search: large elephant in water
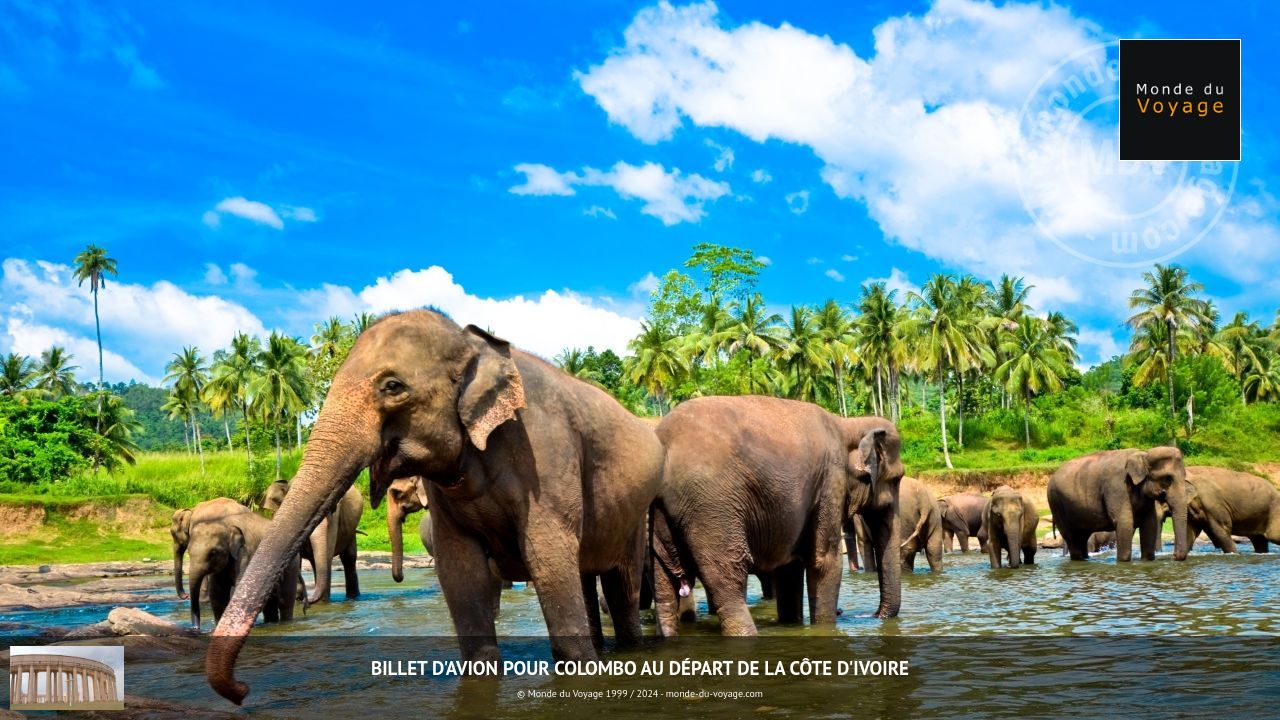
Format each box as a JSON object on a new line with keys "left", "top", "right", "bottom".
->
{"left": 206, "top": 310, "right": 664, "bottom": 705}
{"left": 187, "top": 512, "right": 301, "bottom": 631}
{"left": 171, "top": 498, "right": 252, "bottom": 599}
{"left": 261, "top": 480, "right": 365, "bottom": 603}
{"left": 1186, "top": 466, "right": 1280, "bottom": 553}
{"left": 982, "top": 486, "right": 1037, "bottom": 569}
{"left": 1047, "top": 447, "right": 1189, "bottom": 562}
{"left": 651, "top": 396, "right": 903, "bottom": 636}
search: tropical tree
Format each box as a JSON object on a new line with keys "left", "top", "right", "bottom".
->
{"left": 208, "top": 332, "right": 262, "bottom": 468}
{"left": 996, "top": 316, "right": 1070, "bottom": 446}
{"left": 161, "top": 390, "right": 197, "bottom": 454}
{"left": 855, "top": 284, "right": 908, "bottom": 419}
{"left": 353, "top": 312, "right": 377, "bottom": 335}
{"left": 723, "top": 294, "right": 784, "bottom": 393}
{"left": 34, "top": 347, "right": 80, "bottom": 399}
{"left": 1243, "top": 349, "right": 1280, "bottom": 402}
{"left": 815, "top": 299, "right": 857, "bottom": 416}
{"left": 311, "top": 316, "right": 352, "bottom": 360}
{"left": 83, "top": 393, "right": 142, "bottom": 471}
{"left": 164, "top": 346, "right": 209, "bottom": 473}
{"left": 0, "top": 353, "right": 36, "bottom": 397}
{"left": 250, "top": 332, "right": 313, "bottom": 480}
{"left": 72, "top": 245, "right": 119, "bottom": 421}
{"left": 1214, "top": 312, "right": 1265, "bottom": 405}
{"left": 778, "top": 305, "right": 826, "bottom": 402}
{"left": 625, "top": 321, "right": 688, "bottom": 415}
{"left": 203, "top": 350, "right": 236, "bottom": 450}
{"left": 907, "top": 274, "right": 994, "bottom": 468}
{"left": 554, "top": 348, "right": 600, "bottom": 383}
{"left": 1126, "top": 264, "right": 1213, "bottom": 435}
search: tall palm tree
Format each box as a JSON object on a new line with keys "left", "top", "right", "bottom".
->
{"left": 724, "top": 294, "right": 784, "bottom": 393}
{"left": 203, "top": 349, "right": 237, "bottom": 450}
{"left": 625, "top": 321, "right": 688, "bottom": 415}
{"left": 986, "top": 275, "right": 1033, "bottom": 409}
{"left": 907, "top": 274, "right": 994, "bottom": 469}
{"left": 1044, "top": 311, "right": 1080, "bottom": 365}
{"left": 209, "top": 332, "right": 262, "bottom": 468}
{"left": 855, "top": 284, "right": 909, "bottom": 419}
{"left": 815, "top": 299, "right": 857, "bottom": 416}
{"left": 952, "top": 275, "right": 994, "bottom": 447}
{"left": 311, "top": 316, "right": 351, "bottom": 360}
{"left": 779, "top": 305, "right": 826, "bottom": 402}
{"left": 996, "top": 317, "right": 1069, "bottom": 447}
{"left": 34, "top": 347, "right": 80, "bottom": 399}
{"left": 72, "top": 245, "right": 119, "bottom": 432}
{"left": 352, "top": 312, "right": 377, "bottom": 335}
{"left": 1126, "top": 264, "right": 1213, "bottom": 434}
{"left": 162, "top": 390, "right": 196, "bottom": 454}
{"left": 0, "top": 353, "right": 35, "bottom": 397}
{"left": 250, "top": 333, "right": 313, "bottom": 480}
{"left": 1214, "top": 312, "right": 1264, "bottom": 405}
{"left": 165, "top": 346, "right": 209, "bottom": 473}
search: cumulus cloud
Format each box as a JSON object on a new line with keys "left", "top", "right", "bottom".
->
{"left": 628, "top": 272, "right": 661, "bottom": 296}
{"left": 824, "top": 268, "right": 845, "bottom": 282}
{"left": 584, "top": 205, "right": 618, "bottom": 219}
{"left": 1075, "top": 326, "right": 1125, "bottom": 368}
{"left": 203, "top": 262, "right": 228, "bottom": 285}
{"left": 574, "top": 1, "right": 1268, "bottom": 323}
{"left": 510, "top": 161, "right": 729, "bottom": 225}
{"left": 203, "top": 197, "right": 318, "bottom": 230}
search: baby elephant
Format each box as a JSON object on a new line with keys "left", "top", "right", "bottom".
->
{"left": 188, "top": 513, "right": 301, "bottom": 631}
{"left": 983, "top": 486, "right": 1038, "bottom": 569}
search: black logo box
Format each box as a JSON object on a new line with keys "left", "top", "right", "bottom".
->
{"left": 1119, "top": 39, "right": 1241, "bottom": 161}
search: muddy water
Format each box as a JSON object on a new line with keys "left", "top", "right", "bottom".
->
{"left": 3, "top": 543, "right": 1279, "bottom": 718}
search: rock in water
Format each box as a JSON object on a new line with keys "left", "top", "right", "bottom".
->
{"left": 106, "top": 607, "right": 196, "bottom": 637}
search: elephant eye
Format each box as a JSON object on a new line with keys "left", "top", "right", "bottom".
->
{"left": 382, "top": 378, "right": 407, "bottom": 395}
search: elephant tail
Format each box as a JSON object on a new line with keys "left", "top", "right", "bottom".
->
{"left": 900, "top": 511, "right": 928, "bottom": 549}
{"left": 650, "top": 500, "right": 693, "bottom": 598}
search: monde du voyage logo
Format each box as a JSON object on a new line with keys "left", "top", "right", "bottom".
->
{"left": 1120, "top": 39, "right": 1241, "bottom": 161}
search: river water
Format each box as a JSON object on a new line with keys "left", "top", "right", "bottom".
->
{"left": 4, "top": 542, "right": 1279, "bottom": 718}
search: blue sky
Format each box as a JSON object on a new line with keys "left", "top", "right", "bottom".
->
{"left": 1, "top": 0, "right": 1277, "bottom": 384}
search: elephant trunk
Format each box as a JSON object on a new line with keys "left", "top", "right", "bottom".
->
{"left": 174, "top": 544, "right": 188, "bottom": 599}
{"left": 389, "top": 501, "right": 407, "bottom": 583}
{"left": 1169, "top": 486, "right": 1189, "bottom": 561}
{"left": 189, "top": 566, "right": 205, "bottom": 631}
{"left": 206, "top": 377, "right": 378, "bottom": 706}
{"left": 306, "top": 518, "right": 333, "bottom": 604}
{"left": 868, "top": 500, "right": 901, "bottom": 618}
{"left": 1005, "top": 519, "right": 1021, "bottom": 569}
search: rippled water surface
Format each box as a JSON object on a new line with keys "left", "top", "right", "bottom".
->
{"left": 5, "top": 543, "right": 1279, "bottom": 718}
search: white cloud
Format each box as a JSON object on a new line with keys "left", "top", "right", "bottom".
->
{"left": 806, "top": 257, "right": 822, "bottom": 265}
{"left": 212, "top": 197, "right": 284, "bottom": 229}
{"left": 203, "top": 262, "right": 228, "bottom": 285}
{"left": 628, "top": 272, "right": 660, "bottom": 296}
{"left": 1076, "top": 326, "right": 1124, "bottom": 368}
{"left": 229, "top": 263, "right": 258, "bottom": 289}
{"left": 201, "top": 210, "right": 221, "bottom": 229}
{"left": 0, "top": 259, "right": 266, "bottom": 383}
{"left": 6, "top": 317, "right": 156, "bottom": 385}
{"left": 353, "top": 267, "right": 642, "bottom": 357}
{"left": 509, "top": 163, "right": 577, "bottom": 196}
{"left": 841, "top": 254, "right": 856, "bottom": 262}
{"left": 786, "top": 189, "right": 810, "bottom": 215}
{"left": 282, "top": 206, "right": 318, "bottom": 222}
{"left": 869, "top": 267, "right": 919, "bottom": 298}
{"left": 584, "top": 205, "right": 618, "bottom": 219}
{"left": 510, "top": 161, "right": 729, "bottom": 225}
{"left": 824, "top": 269, "right": 845, "bottom": 282}
{"left": 750, "top": 168, "right": 772, "bottom": 184}
{"left": 706, "top": 139, "right": 734, "bottom": 171}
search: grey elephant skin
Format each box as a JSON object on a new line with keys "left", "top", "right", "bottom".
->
{"left": 1047, "top": 447, "right": 1189, "bottom": 562}
{"left": 1186, "top": 466, "right": 1280, "bottom": 553}
{"left": 187, "top": 511, "right": 301, "bottom": 631}
{"left": 206, "top": 310, "right": 664, "bottom": 705}
{"left": 171, "top": 498, "right": 253, "bottom": 600}
{"left": 265, "top": 480, "right": 365, "bottom": 603}
{"left": 938, "top": 493, "right": 988, "bottom": 552}
{"left": 651, "top": 395, "right": 903, "bottom": 637}
{"left": 855, "top": 477, "right": 942, "bottom": 573}
{"left": 983, "top": 486, "right": 1037, "bottom": 568}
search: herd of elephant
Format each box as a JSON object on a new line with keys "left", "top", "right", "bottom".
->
{"left": 193, "top": 310, "right": 1280, "bottom": 706}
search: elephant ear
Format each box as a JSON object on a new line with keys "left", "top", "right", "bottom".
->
{"left": 229, "top": 525, "right": 249, "bottom": 581}
{"left": 413, "top": 477, "right": 430, "bottom": 511}
{"left": 851, "top": 428, "right": 887, "bottom": 487}
{"left": 457, "top": 325, "right": 527, "bottom": 451}
{"left": 1124, "top": 452, "right": 1150, "bottom": 486}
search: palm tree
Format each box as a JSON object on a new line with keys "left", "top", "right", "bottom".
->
{"left": 1044, "top": 311, "right": 1080, "bottom": 365}
{"left": 161, "top": 390, "right": 197, "bottom": 454}
{"left": 72, "top": 245, "right": 119, "bottom": 428}
{"left": 1243, "top": 350, "right": 1280, "bottom": 402}
{"left": 311, "top": 316, "right": 351, "bottom": 360}
{"left": 778, "top": 306, "right": 826, "bottom": 402}
{"left": 986, "top": 275, "right": 1033, "bottom": 409}
{"left": 34, "top": 347, "right": 80, "bottom": 398}
{"left": 165, "top": 346, "right": 209, "bottom": 473}
{"left": 1126, "top": 264, "right": 1213, "bottom": 435}
{"left": 996, "top": 317, "right": 1070, "bottom": 447}
{"left": 625, "top": 321, "right": 688, "bottom": 415}
{"left": 906, "top": 274, "right": 994, "bottom": 469}
{"left": 815, "top": 299, "right": 857, "bottom": 416}
{"left": 0, "top": 353, "right": 36, "bottom": 397}
{"left": 855, "top": 284, "right": 909, "bottom": 419}
{"left": 209, "top": 332, "right": 262, "bottom": 468}
{"left": 353, "top": 312, "right": 377, "bottom": 335}
{"left": 84, "top": 393, "right": 142, "bottom": 471}
{"left": 723, "top": 294, "right": 784, "bottom": 393}
{"left": 203, "top": 349, "right": 237, "bottom": 450}
{"left": 250, "top": 332, "right": 313, "bottom": 480}
{"left": 554, "top": 348, "right": 600, "bottom": 383}
{"left": 952, "top": 275, "right": 994, "bottom": 447}
{"left": 1214, "top": 312, "right": 1264, "bottom": 405}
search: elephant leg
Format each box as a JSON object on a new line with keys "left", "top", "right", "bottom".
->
{"left": 806, "top": 547, "right": 843, "bottom": 625}
{"left": 210, "top": 574, "right": 233, "bottom": 625}
{"left": 263, "top": 598, "right": 280, "bottom": 623}
{"left": 1203, "top": 519, "right": 1236, "bottom": 553}
{"left": 1059, "top": 522, "right": 1088, "bottom": 561}
{"left": 774, "top": 561, "right": 805, "bottom": 624}
{"left": 958, "top": 530, "right": 970, "bottom": 554}
{"left": 757, "top": 572, "right": 775, "bottom": 601}
{"left": 652, "top": 558, "right": 681, "bottom": 638}
{"left": 435, "top": 514, "right": 502, "bottom": 663}
{"left": 525, "top": 525, "right": 596, "bottom": 661}
{"left": 1138, "top": 508, "right": 1160, "bottom": 561}
{"left": 1249, "top": 536, "right": 1268, "bottom": 554}
{"left": 582, "top": 575, "right": 603, "bottom": 650}
{"left": 600, "top": 527, "right": 644, "bottom": 646}
{"left": 691, "top": 537, "right": 754, "bottom": 636}
{"left": 987, "top": 530, "right": 1002, "bottom": 569}
{"left": 942, "top": 529, "right": 953, "bottom": 553}
{"left": 926, "top": 528, "right": 944, "bottom": 573}
{"left": 1113, "top": 509, "right": 1136, "bottom": 562}
{"left": 341, "top": 539, "right": 360, "bottom": 599}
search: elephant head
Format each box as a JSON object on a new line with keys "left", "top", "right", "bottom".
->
{"left": 262, "top": 481, "right": 290, "bottom": 514}
{"left": 1127, "top": 446, "right": 1189, "bottom": 561}
{"left": 988, "top": 487, "right": 1025, "bottom": 568}
{"left": 207, "top": 310, "right": 526, "bottom": 704}
{"left": 189, "top": 521, "right": 246, "bottom": 631}
{"left": 171, "top": 508, "right": 193, "bottom": 599}
{"left": 845, "top": 422, "right": 904, "bottom": 618}
{"left": 386, "top": 476, "right": 429, "bottom": 582}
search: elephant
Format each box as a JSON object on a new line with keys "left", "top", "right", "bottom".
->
{"left": 262, "top": 481, "right": 290, "bottom": 513}
{"left": 1185, "top": 466, "right": 1280, "bottom": 553}
{"left": 207, "top": 310, "right": 664, "bottom": 705}
{"left": 302, "top": 484, "right": 364, "bottom": 604}
{"left": 386, "top": 476, "right": 431, "bottom": 582}
{"left": 1047, "top": 447, "right": 1189, "bottom": 562}
{"left": 650, "top": 395, "right": 903, "bottom": 637}
{"left": 188, "top": 512, "right": 301, "bottom": 631}
{"left": 854, "top": 478, "right": 942, "bottom": 573}
{"left": 938, "top": 493, "right": 988, "bottom": 552}
{"left": 982, "top": 486, "right": 1037, "bottom": 568}
{"left": 1087, "top": 532, "right": 1116, "bottom": 553}
{"left": 171, "top": 498, "right": 253, "bottom": 599}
